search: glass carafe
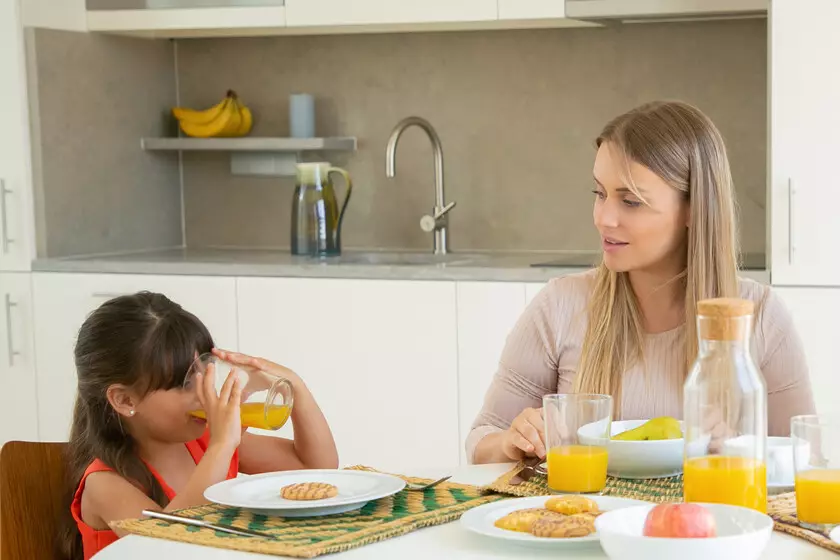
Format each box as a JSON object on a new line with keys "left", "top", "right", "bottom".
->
{"left": 291, "top": 162, "right": 352, "bottom": 257}
{"left": 683, "top": 298, "right": 768, "bottom": 512}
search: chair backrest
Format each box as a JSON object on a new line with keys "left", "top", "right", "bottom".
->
{"left": 0, "top": 441, "right": 69, "bottom": 560}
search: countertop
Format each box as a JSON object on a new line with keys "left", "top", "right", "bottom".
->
{"left": 32, "top": 247, "right": 770, "bottom": 283}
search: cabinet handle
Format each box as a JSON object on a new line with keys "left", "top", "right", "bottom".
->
{"left": 4, "top": 294, "right": 21, "bottom": 368}
{"left": 788, "top": 178, "right": 796, "bottom": 264}
{"left": 0, "top": 179, "right": 14, "bottom": 255}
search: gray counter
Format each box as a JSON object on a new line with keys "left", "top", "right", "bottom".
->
{"left": 32, "top": 247, "right": 770, "bottom": 284}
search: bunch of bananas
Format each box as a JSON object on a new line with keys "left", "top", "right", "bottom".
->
{"left": 172, "top": 90, "right": 253, "bottom": 138}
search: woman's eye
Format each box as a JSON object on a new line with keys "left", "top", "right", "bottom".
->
{"left": 623, "top": 199, "right": 642, "bottom": 208}
{"left": 591, "top": 189, "right": 606, "bottom": 200}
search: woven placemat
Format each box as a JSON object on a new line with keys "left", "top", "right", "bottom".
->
{"left": 483, "top": 462, "right": 839, "bottom": 555}
{"left": 114, "top": 466, "right": 506, "bottom": 558}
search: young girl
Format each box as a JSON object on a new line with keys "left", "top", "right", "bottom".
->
{"left": 62, "top": 291, "right": 338, "bottom": 560}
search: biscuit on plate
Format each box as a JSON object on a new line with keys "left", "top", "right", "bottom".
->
{"left": 280, "top": 482, "right": 339, "bottom": 500}
{"left": 530, "top": 514, "right": 597, "bottom": 539}
{"left": 544, "top": 495, "right": 599, "bottom": 516}
{"left": 493, "top": 508, "right": 564, "bottom": 533}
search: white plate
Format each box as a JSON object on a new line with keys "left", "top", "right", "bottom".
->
{"left": 204, "top": 469, "right": 406, "bottom": 517}
{"left": 459, "top": 495, "right": 650, "bottom": 548}
{"left": 830, "top": 526, "right": 840, "bottom": 545}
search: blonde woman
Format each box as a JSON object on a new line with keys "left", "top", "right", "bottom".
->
{"left": 468, "top": 101, "right": 815, "bottom": 465}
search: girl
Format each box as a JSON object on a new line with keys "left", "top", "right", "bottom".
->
{"left": 62, "top": 291, "right": 338, "bottom": 559}
{"left": 469, "top": 100, "right": 816, "bottom": 464}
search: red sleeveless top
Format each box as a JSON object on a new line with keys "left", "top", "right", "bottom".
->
{"left": 70, "top": 431, "right": 239, "bottom": 560}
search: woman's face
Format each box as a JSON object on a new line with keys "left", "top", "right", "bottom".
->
{"left": 592, "top": 141, "right": 689, "bottom": 274}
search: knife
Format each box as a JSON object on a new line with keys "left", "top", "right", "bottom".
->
{"left": 142, "top": 509, "right": 277, "bottom": 540}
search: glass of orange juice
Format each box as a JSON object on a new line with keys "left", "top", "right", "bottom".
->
{"left": 184, "top": 352, "right": 294, "bottom": 431}
{"left": 792, "top": 415, "right": 840, "bottom": 530}
{"left": 543, "top": 393, "right": 612, "bottom": 494}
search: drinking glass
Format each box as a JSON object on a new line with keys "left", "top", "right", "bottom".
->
{"left": 792, "top": 414, "right": 840, "bottom": 530}
{"left": 184, "top": 352, "right": 294, "bottom": 430}
{"left": 543, "top": 393, "right": 612, "bottom": 494}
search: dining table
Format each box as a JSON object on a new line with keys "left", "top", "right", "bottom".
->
{"left": 93, "top": 462, "right": 838, "bottom": 560}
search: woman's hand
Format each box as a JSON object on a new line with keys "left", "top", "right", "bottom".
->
{"left": 196, "top": 362, "right": 243, "bottom": 452}
{"left": 501, "top": 407, "right": 546, "bottom": 460}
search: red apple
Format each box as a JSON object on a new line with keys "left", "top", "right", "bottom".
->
{"left": 642, "top": 503, "right": 717, "bottom": 538}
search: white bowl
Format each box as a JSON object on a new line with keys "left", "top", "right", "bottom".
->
{"left": 595, "top": 503, "right": 774, "bottom": 560}
{"left": 578, "top": 419, "right": 685, "bottom": 479}
{"left": 722, "top": 435, "right": 810, "bottom": 489}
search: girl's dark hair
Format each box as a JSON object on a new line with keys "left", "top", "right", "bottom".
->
{"left": 60, "top": 291, "right": 214, "bottom": 560}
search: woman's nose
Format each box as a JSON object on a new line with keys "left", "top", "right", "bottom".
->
{"left": 594, "top": 199, "right": 620, "bottom": 229}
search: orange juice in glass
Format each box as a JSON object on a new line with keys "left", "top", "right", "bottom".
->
{"left": 792, "top": 415, "right": 840, "bottom": 530}
{"left": 543, "top": 394, "right": 611, "bottom": 494}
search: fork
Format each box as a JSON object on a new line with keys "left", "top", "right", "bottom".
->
{"left": 405, "top": 475, "right": 451, "bottom": 491}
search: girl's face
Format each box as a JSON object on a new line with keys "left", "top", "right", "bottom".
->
{"left": 132, "top": 385, "right": 207, "bottom": 444}
{"left": 592, "top": 141, "right": 689, "bottom": 274}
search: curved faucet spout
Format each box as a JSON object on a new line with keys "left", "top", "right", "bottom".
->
{"left": 385, "top": 116, "right": 445, "bottom": 210}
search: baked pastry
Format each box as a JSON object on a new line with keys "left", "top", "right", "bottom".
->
{"left": 544, "top": 495, "right": 599, "bottom": 516}
{"left": 530, "top": 514, "right": 597, "bottom": 539}
{"left": 493, "top": 508, "right": 565, "bottom": 533}
{"left": 280, "top": 482, "right": 339, "bottom": 501}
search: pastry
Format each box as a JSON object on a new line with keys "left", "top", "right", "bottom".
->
{"left": 280, "top": 482, "right": 339, "bottom": 500}
{"left": 493, "top": 508, "right": 565, "bottom": 533}
{"left": 530, "top": 514, "right": 597, "bottom": 539}
{"left": 544, "top": 495, "right": 600, "bottom": 516}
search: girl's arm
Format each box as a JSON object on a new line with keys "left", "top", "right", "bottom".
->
{"left": 214, "top": 349, "right": 339, "bottom": 473}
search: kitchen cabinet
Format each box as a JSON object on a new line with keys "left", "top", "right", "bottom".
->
{"left": 774, "top": 287, "right": 839, "bottom": 416}
{"left": 0, "top": 273, "right": 39, "bottom": 445}
{"left": 499, "top": 0, "right": 567, "bottom": 21}
{"left": 769, "top": 0, "right": 840, "bottom": 287}
{"left": 0, "top": 0, "right": 36, "bottom": 272}
{"left": 31, "top": 273, "right": 238, "bottom": 442}
{"left": 285, "top": 0, "right": 497, "bottom": 29}
{"left": 20, "top": 0, "right": 88, "bottom": 31}
{"left": 455, "top": 282, "right": 526, "bottom": 464}
{"left": 236, "top": 277, "right": 460, "bottom": 472}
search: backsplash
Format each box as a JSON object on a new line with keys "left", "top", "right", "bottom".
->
{"left": 177, "top": 19, "right": 767, "bottom": 253}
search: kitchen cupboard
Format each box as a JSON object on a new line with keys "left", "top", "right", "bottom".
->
{"left": 773, "top": 287, "right": 839, "bottom": 415}
{"left": 0, "top": 273, "right": 39, "bottom": 445}
{"left": 236, "top": 277, "right": 460, "bottom": 472}
{"left": 769, "top": 0, "right": 840, "bottom": 287}
{"left": 0, "top": 0, "right": 36, "bottom": 272}
{"left": 455, "top": 282, "right": 526, "bottom": 463}
{"left": 284, "top": 0, "right": 497, "bottom": 29}
{"left": 31, "top": 273, "right": 238, "bottom": 441}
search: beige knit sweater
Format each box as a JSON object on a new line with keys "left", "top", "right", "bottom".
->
{"left": 466, "top": 270, "right": 815, "bottom": 463}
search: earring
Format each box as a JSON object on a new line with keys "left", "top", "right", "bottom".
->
{"left": 129, "top": 410, "right": 135, "bottom": 417}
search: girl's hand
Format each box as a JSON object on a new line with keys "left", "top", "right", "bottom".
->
{"left": 501, "top": 407, "right": 546, "bottom": 460}
{"left": 213, "top": 348, "right": 302, "bottom": 386}
{"left": 195, "top": 362, "right": 243, "bottom": 452}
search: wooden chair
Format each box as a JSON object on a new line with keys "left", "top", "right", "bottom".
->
{"left": 0, "top": 441, "right": 69, "bottom": 560}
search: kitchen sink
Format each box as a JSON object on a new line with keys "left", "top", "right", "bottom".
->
{"left": 335, "top": 251, "right": 484, "bottom": 266}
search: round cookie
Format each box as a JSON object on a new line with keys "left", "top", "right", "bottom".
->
{"left": 544, "top": 495, "right": 599, "bottom": 516}
{"left": 530, "top": 514, "right": 597, "bottom": 539}
{"left": 493, "top": 508, "right": 564, "bottom": 533}
{"left": 280, "top": 482, "right": 339, "bottom": 501}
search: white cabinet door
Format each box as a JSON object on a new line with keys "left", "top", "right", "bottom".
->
{"left": 0, "top": 0, "right": 36, "bottom": 271}
{"left": 236, "top": 277, "right": 459, "bottom": 472}
{"left": 774, "top": 287, "right": 840, "bottom": 415}
{"left": 769, "top": 0, "right": 840, "bottom": 286}
{"left": 456, "top": 282, "right": 525, "bottom": 464}
{"left": 32, "top": 273, "right": 238, "bottom": 442}
{"left": 499, "top": 0, "right": 565, "bottom": 20}
{"left": 285, "top": 0, "right": 496, "bottom": 28}
{"left": 0, "top": 272, "right": 39, "bottom": 444}
{"left": 20, "top": 0, "right": 87, "bottom": 31}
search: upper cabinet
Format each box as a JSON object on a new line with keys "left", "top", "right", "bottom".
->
{"left": 769, "top": 0, "right": 840, "bottom": 287}
{"left": 0, "top": 0, "right": 36, "bottom": 272}
{"left": 565, "top": 0, "right": 767, "bottom": 20}
{"left": 285, "top": 0, "right": 496, "bottom": 29}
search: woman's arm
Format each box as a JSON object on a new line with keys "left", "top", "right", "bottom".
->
{"left": 214, "top": 349, "right": 339, "bottom": 473}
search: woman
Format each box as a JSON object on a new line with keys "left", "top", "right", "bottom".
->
{"left": 468, "top": 100, "right": 815, "bottom": 465}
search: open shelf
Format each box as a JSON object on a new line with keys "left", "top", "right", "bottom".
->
{"left": 140, "top": 136, "right": 357, "bottom": 152}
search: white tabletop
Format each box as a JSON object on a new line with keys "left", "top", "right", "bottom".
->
{"left": 94, "top": 463, "right": 837, "bottom": 560}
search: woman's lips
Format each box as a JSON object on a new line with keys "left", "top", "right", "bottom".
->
{"left": 602, "top": 237, "right": 629, "bottom": 252}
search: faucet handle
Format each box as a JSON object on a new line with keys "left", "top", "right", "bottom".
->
{"left": 420, "top": 201, "right": 456, "bottom": 233}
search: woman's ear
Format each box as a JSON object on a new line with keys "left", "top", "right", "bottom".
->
{"left": 106, "top": 384, "right": 138, "bottom": 419}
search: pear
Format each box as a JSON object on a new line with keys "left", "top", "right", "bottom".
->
{"left": 612, "top": 417, "right": 683, "bottom": 441}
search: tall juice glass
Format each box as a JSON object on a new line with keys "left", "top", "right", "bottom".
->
{"left": 683, "top": 298, "right": 768, "bottom": 513}
{"left": 792, "top": 415, "right": 840, "bottom": 530}
{"left": 543, "top": 393, "right": 612, "bottom": 494}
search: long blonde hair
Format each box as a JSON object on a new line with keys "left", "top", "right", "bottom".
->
{"left": 574, "top": 101, "right": 740, "bottom": 413}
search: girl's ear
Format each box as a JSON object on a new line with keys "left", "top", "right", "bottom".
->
{"left": 106, "top": 384, "right": 139, "bottom": 418}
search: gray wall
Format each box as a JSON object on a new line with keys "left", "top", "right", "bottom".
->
{"left": 28, "top": 29, "right": 181, "bottom": 258}
{"left": 178, "top": 19, "right": 767, "bottom": 253}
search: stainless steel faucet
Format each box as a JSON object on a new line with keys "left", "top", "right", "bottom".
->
{"left": 385, "top": 116, "right": 456, "bottom": 255}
